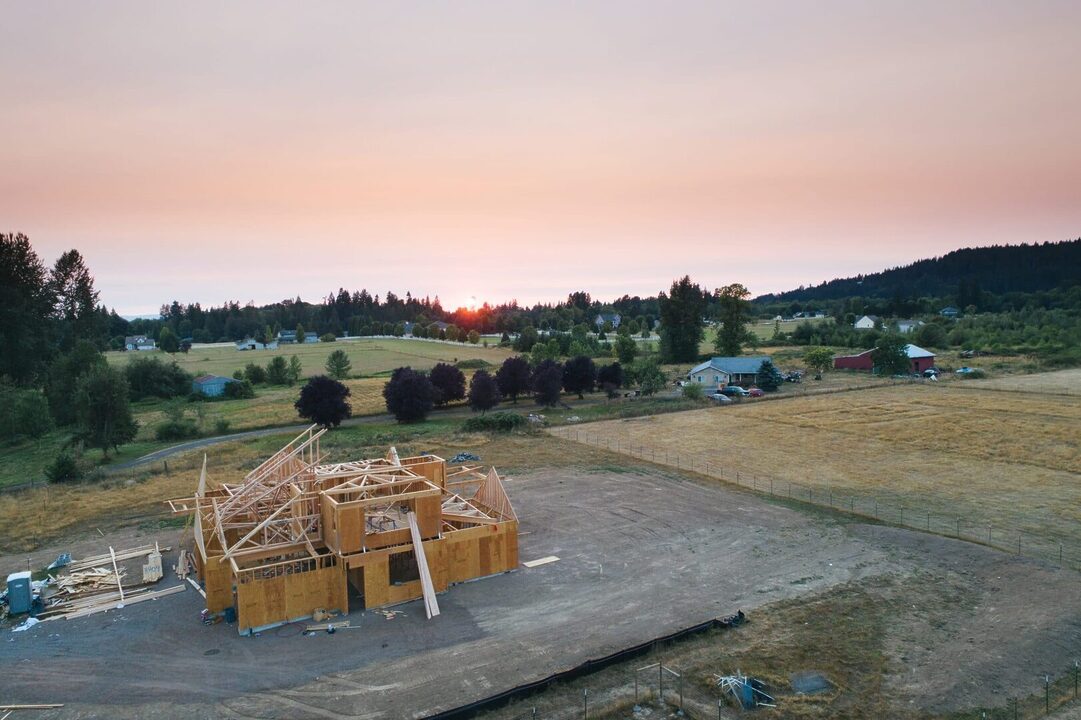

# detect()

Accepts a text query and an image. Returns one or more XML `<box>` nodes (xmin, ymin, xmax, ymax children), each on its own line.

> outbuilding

<box><xmin>192</xmin><ymin>374</ymin><xmax>238</xmax><ymax>397</ymax></box>
<box><xmin>833</xmin><ymin>344</ymin><xmax>936</xmax><ymax>374</ymax></box>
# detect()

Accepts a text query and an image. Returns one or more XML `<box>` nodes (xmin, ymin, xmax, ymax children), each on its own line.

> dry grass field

<box><xmin>974</xmin><ymin>367</ymin><xmax>1081</xmax><ymax>396</ymax></box>
<box><xmin>128</xmin><ymin>377</ymin><xmax>390</xmax><ymax>441</ymax></box>
<box><xmin>106</xmin><ymin>337</ymin><xmax>515</xmax><ymax>379</ymax></box>
<box><xmin>560</xmin><ymin>373</ymin><xmax>1081</xmax><ymax>554</ymax></box>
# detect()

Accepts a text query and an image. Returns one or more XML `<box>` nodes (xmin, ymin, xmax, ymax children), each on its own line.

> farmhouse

<box><xmin>687</xmin><ymin>356</ymin><xmax>772</xmax><ymax>388</ymax></box>
<box><xmin>833</xmin><ymin>344</ymin><xmax>936</xmax><ymax>374</ymax></box>
<box><xmin>594</xmin><ymin>313</ymin><xmax>621</xmax><ymax>330</ymax></box>
<box><xmin>124</xmin><ymin>335</ymin><xmax>156</xmax><ymax>351</ymax></box>
<box><xmin>853</xmin><ymin>315</ymin><xmax>879</xmax><ymax>330</ymax></box>
<box><xmin>191</xmin><ymin>374</ymin><xmax>238</xmax><ymax>398</ymax></box>
<box><xmin>235</xmin><ymin>337</ymin><xmax>279</xmax><ymax>351</ymax></box>
<box><xmin>168</xmin><ymin>427</ymin><xmax>518</xmax><ymax>635</ymax></box>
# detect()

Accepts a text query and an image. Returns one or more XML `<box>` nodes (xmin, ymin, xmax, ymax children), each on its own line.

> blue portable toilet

<box><xmin>6</xmin><ymin>571</ymin><xmax>32</xmax><ymax>614</ymax></box>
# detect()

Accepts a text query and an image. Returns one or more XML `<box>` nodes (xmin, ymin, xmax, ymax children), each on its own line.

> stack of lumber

<box><xmin>39</xmin><ymin>543</ymin><xmax>180</xmax><ymax>621</ymax></box>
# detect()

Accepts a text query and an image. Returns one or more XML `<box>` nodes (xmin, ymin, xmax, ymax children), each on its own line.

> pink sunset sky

<box><xmin>2</xmin><ymin>1</ymin><xmax>1079</xmax><ymax>315</ymax></box>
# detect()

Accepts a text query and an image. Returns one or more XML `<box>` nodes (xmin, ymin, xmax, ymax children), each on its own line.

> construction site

<box><xmin>166</xmin><ymin>426</ymin><xmax>519</xmax><ymax>634</ymax></box>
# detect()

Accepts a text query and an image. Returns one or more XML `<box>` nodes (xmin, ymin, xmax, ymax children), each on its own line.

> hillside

<box><xmin>758</xmin><ymin>239</ymin><xmax>1081</xmax><ymax>303</ymax></box>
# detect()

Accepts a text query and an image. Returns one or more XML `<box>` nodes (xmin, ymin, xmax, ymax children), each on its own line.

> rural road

<box><xmin>106</xmin><ymin>399</ymin><xmax>607</xmax><ymax>472</ymax></box>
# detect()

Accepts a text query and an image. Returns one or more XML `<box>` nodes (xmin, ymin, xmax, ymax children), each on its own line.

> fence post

<box><xmin>874</xmin><ymin>499</ymin><xmax>878</xmax><ymax>519</ymax></box>
<box><xmin>1046</xmin><ymin>674</ymin><xmax>1050</xmax><ymax>714</ymax></box>
<box><xmin>900</xmin><ymin>508</ymin><xmax>904</xmax><ymax>527</ymax></box>
<box><xmin>659</xmin><ymin>663</ymin><xmax>663</xmax><ymax>700</ymax></box>
<box><xmin>635</xmin><ymin>671</ymin><xmax>638</xmax><ymax>702</ymax></box>
<box><xmin>927</xmin><ymin>512</ymin><xmax>931</xmax><ymax>531</ymax></box>
<box><xmin>1018</xmin><ymin>533</ymin><xmax>1022</xmax><ymax>556</ymax></box>
<box><xmin>956</xmin><ymin>517</ymin><xmax>960</xmax><ymax>539</ymax></box>
<box><xmin>679</xmin><ymin>669</ymin><xmax>684</xmax><ymax>709</ymax></box>
<box><xmin>770</xmin><ymin>478</ymin><xmax>773</xmax><ymax>496</ymax></box>
<box><xmin>583</xmin><ymin>687</ymin><xmax>588</xmax><ymax>718</ymax></box>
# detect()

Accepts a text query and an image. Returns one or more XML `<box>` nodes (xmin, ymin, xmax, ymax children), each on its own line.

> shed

<box><xmin>192</xmin><ymin>374</ymin><xmax>238</xmax><ymax>397</ymax></box>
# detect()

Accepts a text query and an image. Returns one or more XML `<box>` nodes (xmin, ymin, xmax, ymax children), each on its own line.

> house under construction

<box><xmin>168</xmin><ymin>426</ymin><xmax>519</xmax><ymax>634</ymax></box>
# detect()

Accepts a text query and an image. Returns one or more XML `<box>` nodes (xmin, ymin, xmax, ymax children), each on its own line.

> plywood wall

<box><xmin>235</xmin><ymin>562</ymin><xmax>347</xmax><ymax>633</ymax></box>
<box><xmin>203</xmin><ymin>554</ymin><xmax>234</xmax><ymax>613</ymax></box>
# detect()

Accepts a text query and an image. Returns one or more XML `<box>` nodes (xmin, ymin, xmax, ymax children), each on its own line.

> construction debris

<box><xmin>715</xmin><ymin>671</ymin><xmax>776</xmax><ymax>709</ymax></box>
<box><xmin>46</xmin><ymin>553</ymin><xmax>71</xmax><ymax>571</ymax></box>
<box><xmin>449</xmin><ymin>452</ymin><xmax>481</xmax><ymax>463</ymax></box>
<box><xmin>304</xmin><ymin>620</ymin><xmax>354</xmax><ymax>634</ymax></box>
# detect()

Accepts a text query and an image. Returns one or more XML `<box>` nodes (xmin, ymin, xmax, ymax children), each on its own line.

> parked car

<box><xmin>784</xmin><ymin>371</ymin><xmax>803</xmax><ymax>383</ymax></box>
<box><xmin>748</xmin><ymin>388</ymin><xmax>765</xmax><ymax>397</ymax></box>
<box><xmin>719</xmin><ymin>385</ymin><xmax>750</xmax><ymax>397</ymax></box>
<box><xmin>923</xmin><ymin>368</ymin><xmax>939</xmax><ymax>378</ymax></box>
<box><xmin>955</xmin><ymin>366</ymin><xmax>976</xmax><ymax>374</ymax></box>
<box><xmin>709</xmin><ymin>392</ymin><xmax>733</xmax><ymax>404</ymax></box>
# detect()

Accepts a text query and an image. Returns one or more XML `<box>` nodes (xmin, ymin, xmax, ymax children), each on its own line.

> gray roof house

<box><xmin>940</xmin><ymin>306</ymin><xmax>960</xmax><ymax>318</ymax></box>
<box><xmin>235</xmin><ymin>337</ymin><xmax>279</xmax><ymax>351</ymax></box>
<box><xmin>687</xmin><ymin>356</ymin><xmax>772</xmax><ymax>387</ymax></box>
<box><xmin>124</xmin><ymin>335</ymin><xmax>156</xmax><ymax>351</ymax></box>
<box><xmin>594</xmin><ymin>313</ymin><xmax>621</xmax><ymax>329</ymax></box>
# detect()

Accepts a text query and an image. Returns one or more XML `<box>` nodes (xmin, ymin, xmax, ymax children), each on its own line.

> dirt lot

<box><xmin>558</xmin><ymin>376</ymin><xmax>1081</xmax><ymax>559</ymax></box>
<box><xmin>3</xmin><ymin>463</ymin><xmax>1081</xmax><ymax>719</ymax></box>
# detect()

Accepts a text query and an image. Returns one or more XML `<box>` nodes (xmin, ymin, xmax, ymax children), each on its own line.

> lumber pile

<box><xmin>38</xmin><ymin>543</ymin><xmax>180</xmax><ymax>621</ymax></box>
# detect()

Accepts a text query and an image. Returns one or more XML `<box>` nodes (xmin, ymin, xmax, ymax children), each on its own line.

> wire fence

<box><xmin>474</xmin><ymin>658</ymin><xmax>1081</xmax><ymax>719</ymax></box>
<box><xmin>549</xmin><ymin>427</ymin><xmax>1081</xmax><ymax>573</ymax></box>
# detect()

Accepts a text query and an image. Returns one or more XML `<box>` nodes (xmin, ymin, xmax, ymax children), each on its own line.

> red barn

<box><xmin>833</xmin><ymin>344</ymin><xmax>935</xmax><ymax>374</ymax></box>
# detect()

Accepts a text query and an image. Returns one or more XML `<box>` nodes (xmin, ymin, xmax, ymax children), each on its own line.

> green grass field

<box><xmin>105</xmin><ymin>337</ymin><xmax>516</xmax><ymax>379</ymax></box>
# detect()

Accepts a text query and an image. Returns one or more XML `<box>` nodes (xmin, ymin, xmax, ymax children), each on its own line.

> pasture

<box><xmin>105</xmin><ymin>337</ymin><xmax>516</xmax><ymax>379</ymax></box>
<box><xmin>562</xmin><ymin>372</ymin><xmax>1081</xmax><ymax>554</ymax></box>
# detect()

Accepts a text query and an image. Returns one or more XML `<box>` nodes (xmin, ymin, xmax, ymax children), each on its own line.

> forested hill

<box><xmin>757</xmin><ymin>239</ymin><xmax>1081</xmax><ymax>303</ymax></box>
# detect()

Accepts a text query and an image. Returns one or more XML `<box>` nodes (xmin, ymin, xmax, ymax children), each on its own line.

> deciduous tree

<box><xmin>75</xmin><ymin>365</ymin><xmax>138</xmax><ymax>456</ymax></box>
<box><xmin>714</xmin><ymin>283</ymin><xmax>751</xmax><ymax>356</ymax></box>
<box><xmin>429</xmin><ymin>362</ymin><xmax>466</xmax><ymax>406</ymax></box>
<box><xmin>532</xmin><ymin>359</ymin><xmax>563</xmax><ymax>407</ymax></box>
<box><xmin>295</xmin><ymin>375</ymin><xmax>352</xmax><ymax>428</ymax></box>
<box><xmin>803</xmin><ymin>346</ymin><xmax>833</xmax><ymax>379</ymax></box>
<box><xmin>496</xmin><ymin>356</ymin><xmax>532</xmax><ymax>403</ymax></box>
<box><xmin>871</xmin><ymin>335</ymin><xmax>911</xmax><ymax>376</ymax></box>
<box><xmin>562</xmin><ymin>355</ymin><xmax>596</xmax><ymax>399</ymax></box>
<box><xmin>382</xmin><ymin>367</ymin><xmax>435</xmax><ymax>423</ymax></box>
<box><xmin>467</xmin><ymin>369</ymin><xmax>501</xmax><ymax>413</ymax></box>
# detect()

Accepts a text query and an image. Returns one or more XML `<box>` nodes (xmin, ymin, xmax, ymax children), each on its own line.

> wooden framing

<box><xmin>168</xmin><ymin>425</ymin><xmax>519</xmax><ymax>634</ymax></box>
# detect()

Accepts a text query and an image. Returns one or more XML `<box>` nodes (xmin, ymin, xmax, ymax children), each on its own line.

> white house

<box><xmin>124</xmin><ymin>335</ymin><xmax>156</xmax><ymax>351</ymax></box>
<box><xmin>896</xmin><ymin>319</ymin><xmax>925</xmax><ymax>334</ymax></box>
<box><xmin>854</xmin><ymin>315</ymin><xmax>879</xmax><ymax>330</ymax></box>
<box><xmin>594</xmin><ymin>313</ymin><xmax>621</xmax><ymax>330</ymax></box>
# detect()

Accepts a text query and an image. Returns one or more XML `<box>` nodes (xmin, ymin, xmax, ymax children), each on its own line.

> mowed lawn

<box><xmin>106</xmin><ymin>337</ymin><xmax>516</xmax><ymax>380</ymax></box>
<box><xmin>562</xmin><ymin>374</ymin><xmax>1081</xmax><ymax>552</ymax></box>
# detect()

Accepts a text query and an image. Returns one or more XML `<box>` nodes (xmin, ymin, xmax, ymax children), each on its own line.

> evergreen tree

<box><xmin>614</xmin><ymin>333</ymin><xmax>637</xmax><ymax>365</ymax></box>
<box><xmin>714</xmin><ymin>283</ymin><xmax>751</xmax><ymax>356</ymax></box>
<box><xmin>266</xmin><ymin>356</ymin><xmax>290</xmax><ymax>385</ymax></box>
<box><xmin>159</xmin><ymin>326</ymin><xmax>180</xmax><ymax>353</ymax></box>
<box><xmin>287</xmin><ymin>355</ymin><xmax>303</xmax><ymax>384</ymax></box>
<box><xmin>467</xmin><ymin>369</ymin><xmax>501</xmax><ymax>413</ymax></box>
<box><xmin>295</xmin><ymin>323</ymin><xmax>305</xmax><ymax>344</ymax></box>
<box><xmin>658</xmin><ymin>276</ymin><xmax>706</xmax><ymax>362</ymax></box>
<box><xmin>44</xmin><ymin>341</ymin><xmax>106</xmax><ymax>425</ymax></box>
<box><xmin>0</xmin><ymin>233</ymin><xmax>55</xmax><ymax>383</ymax></box>
<box><xmin>49</xmin><ymin>249</ymin><xmax>100</xmax><ymax>350</ymax></box>
<box><xmin>756</xmin><ymin>359</ymin><xmax>783</xmax><ymax>391</ymax></box>
<box><xmin>75</xmin><ymin>365</ymin><xmax>138</xmax><ymax>456</ymax></box>
<box><xmin>496</xmin><ymin>356</ymin><xmax>532</xmax><ymax>403</ymax></box>
<box><xmin>295</xmin><ymin>375</ymin><xmax>352</xmax><ymax>428</ymax></box>
<box><xmin>325</xmin><ymin>349</ymin><xmax>352</xmax><ymax>379</ymax></box>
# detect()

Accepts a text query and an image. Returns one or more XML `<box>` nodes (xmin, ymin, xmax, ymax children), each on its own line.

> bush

<box><xmin>319</xmin><ymin>333</ymin><xmax>337</xmax><ymax>342</ymax></box>
<box><xmin>214</xmin><ymin>418</ymin><xmax>231</xmax><ymax>434</ymax></box>
<box><xmin>124</xmin><ymin>355</ymin><xmax>193</xmax><ymax>400</ymax></box>
<box><xmin>45</xmin><ymin>451</ymin><xmax>83</xmax><ymax>484</ymax></box>
<box><xmin>462</xmin><ymin>411</ymin><xmax>527</xmax><ymax>433</ymax></box>
<box><xmin>962</xmin><ymin>369</ymin><xmax>987</xmax><ymax>379</ymax></box>
<box><xmin>0</xmin><ymin>386</ymin><xmax>53</xmax><ymax>440</ymax></box>
<box><xmin>243</xmin><ymin>363</ymin><xmax>267</xmax><ymax>385</ymax></box>
<box><xmin>155</xmin><ymin>419</ymin><xmax>200</xmax><ymax>441</ymax></box>
<box><xmin>455</xmin><ymin>359</ymin><xmax>490</xmax><ymax>369</ymax></box>
<box><xmin>682</xmin><ymin>383</ymin><xmax>704</xmax><ymax>400</ymax></box>
<box><xmin>224</xmin><ymin>379</ymin><xmax>255</xmax><ymax>399</ymax></box>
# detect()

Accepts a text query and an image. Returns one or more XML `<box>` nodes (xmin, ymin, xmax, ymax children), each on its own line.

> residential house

<box><xmin>124</xmin><ymin>335</ymin><xmax>156</xmax><ymax>351</ymax></box>
<box><xmin>594</xmin><ymin>313</ymin><xmax>621</xmax><ymax>330</ymax></box>
<box><xmin>687</xmin><ymin>356</ymin><xmax>773</xmax><ymax>388</ymax></box>
<box><xmin>191</xmin><ymin>374</ymin><xmax>238</xmax><ymax>398</ymax></box>
<box><xmin>833</xmin><ymin>344</ymin><xmax>935</xmax><ymax>374</ymax></box>
<box><xmin>853</xmin><ymin>315</ymin><xmax>879</xmax><ymax>330</ymax></box>
<box><xmin>235</xmin><ymin>337</ymin><xmax>279</xmax><ymax>351</ymax></box>
<box><xmin>940</xmin><ymin>306</ymin><xmax>960</xmax><ymax>318</ymax></box>
<box><xmin>278</xmin><ymin>331</ymin><xmax>319</xmax><ymax>344</ymax></box>
<box><xmin>895</xmin><ymin>319</ymin><xmax>925</xmax><ymax>334</ymax></box>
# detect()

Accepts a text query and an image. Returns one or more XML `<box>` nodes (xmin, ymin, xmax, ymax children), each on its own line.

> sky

<box><xmin>2</xmin><ymin>1</ymin><xmax>1079</xmax><ymax>315</ymax></box>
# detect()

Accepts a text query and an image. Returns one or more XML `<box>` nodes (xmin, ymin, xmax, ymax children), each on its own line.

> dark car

<box><xmin>747</xmin><ymin>388</ymin><xmax>765</xmax><ymax>397</ymax></box>
<box><xmin>719</xmin><ymin>385</ymin><xmax>750</xmax><ymax>397</ymax></box>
